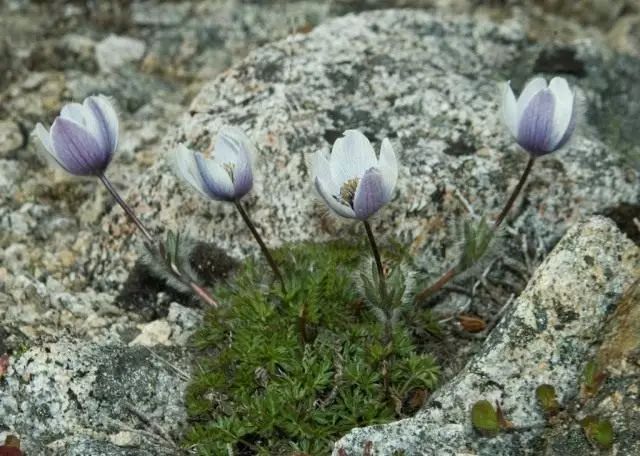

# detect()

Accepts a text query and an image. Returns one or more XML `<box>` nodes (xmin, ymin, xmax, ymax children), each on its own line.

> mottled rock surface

<box><xmin>0</xmin><ymin>341</ymin><xmax>191</xmax><ymax>456</ymax></box>
<box><xmin>97</xmin><ymin>8</ymin><xmax>638</xmax><ymax>290</ymax></box>
<box><xmin>334</xmin><ymin>216</ymin><xmax>640</xmax><ymax>455</ymax></box>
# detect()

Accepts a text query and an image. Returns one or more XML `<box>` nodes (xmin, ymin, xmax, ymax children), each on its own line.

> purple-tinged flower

<box><xmin>174</xmin><ymin>126</ymin><xmax>254</xmax><ymax>202</ymax></box>
<box><xmin>34</xmin><ymin>95</ymin><xmax>119</xmax><ymax>176</ymax></box>
<box><xmin>313</xmin><ymin>130</ymin><xmax>398</xmax><ymax>220</ymax></box>
<box><xmin>502</xmin><ymin>76</ymin><xmax>577</xmax><ymax>157</ymax></box>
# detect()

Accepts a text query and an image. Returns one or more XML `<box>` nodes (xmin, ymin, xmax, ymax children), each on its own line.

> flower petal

<box><xmin>83</xmin><ymin>95</ymin><xmax>119</xmax><ymax>158</ymax></box>
<box><xmin>516</xmin><ymin>89</ymin><xmax>556</xmax><ymax>156</ymax></box>
<box><xmin>173</xmin><ymin>144</ymin><xmax>209</xmax><ymax>197</ymax></box>
<box><xmin>215</xmin><ymin>126</ymin><xmax>254</xmax><ymax>198</ymax></box>
<box><xmin>34</xmin><ymin>123</ymin><xmax>54</xmax><ymax>155</ymax></box>
<box><xmin>60</xmin><ymin>103</ymin><xmax>87</xmax><ymax>125</ymax></box>
<box><xmin>516</xmin><ymin>76</ymin><xmax>547</xmax><ymax>119</ymax></box>
<box><xmin>330</xmin><ymin>130</ymin><xmax>377</xmax><ymax>186</ymax></box>
<box><xmin>194</xmin><ymin>152</ymin><xmax>236</xmax><ymax>201</ymax></box>
<box><xmin>50</xmin><ymin>117</ymin><xmax>109</xmax><ymax>175</ymax></box>
<box><xmin>547</xmin><ymin>77</ymin><xmax>575</xmax><ymax>150</ymax></box>
<box><xmin>353</xmin><ymin>167</ymin><xmax>387</xmax><ymax>220</ymax></box>
<box><xmin>312</xmin><ymin>150</ymin><xmax>339</xmax><ymax>195</ymax></box>
<box><xmin>378</xmin><ymin>138</ymin><xmax>398</xmax><ymax>201</ymax></box>
<box><xmin>501</xmin><ymin>81</ymin><xmax>518</xmax><ymax>138</ymax></box>
<box><xmin>315</xmin><ymin>177</ymin><xmax>356</xmax><ymax>218</ymax></box>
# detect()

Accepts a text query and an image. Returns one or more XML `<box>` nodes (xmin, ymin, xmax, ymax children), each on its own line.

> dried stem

<box><xmin>234</xmin><ymin>200</ymin><xmax>286</xmax><ymax>293</ymax></box>
<box><xmin>99</xmin><ymin>173</ymin><xmax>218</xmax><ymax>307</ymax></box>
<box><xmin>414</xmin><ymin>266</ymin><xmax>457</xmax><ymax>305</ymax></box>
<box><xmin>494</xmin><ymin>156</ymin><xmax>536</xmax><ymax>228</ymax></box>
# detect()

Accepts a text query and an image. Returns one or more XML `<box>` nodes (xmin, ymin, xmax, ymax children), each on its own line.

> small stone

<box><xmin>95</xmin><ymin>35</ymin><xmax>146</xmax><ymax>73</ymax></box>
<box><xmin>130</xmin><ymin>320</ymin><xmax>172</xmax><ymax>346</ymax></box>
<box><xmin>109</xmin><ymin>430</ymin><xmax>142</xmax><ymax>448</ymax></box>
<box><xmin>0</xmin><ymin>121</ymin><xmax>22</xmax><ymax>158</ymax></box>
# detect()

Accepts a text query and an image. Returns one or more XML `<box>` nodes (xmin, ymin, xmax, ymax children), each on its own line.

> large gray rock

<box><xmin>0</xmin><ymin>340</ymin><xmax>191</xmax><ymax>456</ymax></box>
<box><xmin>95</xmin><ymin>8</ymin><xmax>638</xmax><ymax>290</ymax></box>
<box><xmin>333</xmin><ymin>216</ymin><xmax>639</xmax><ymax>455</ymax></box>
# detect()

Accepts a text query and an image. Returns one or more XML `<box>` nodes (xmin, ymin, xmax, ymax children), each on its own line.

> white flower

<box><xmin>33</xmin><ymin>95</ymin><xmax>119</xmax><ymax>176</ymax></box>
<box><xmin>502</xmin><ymin>76</ymin><xmax>577</xmax><ymax>156</ymax></box>
<box><xmin>174</xmin><ymin>126</ymin><xmax>254</xmax><ymax>201</ymax></box>
<box><xmin>312</xmin><ymin>130</ymin><xmax>398</xmax><ymax>220</ymax></box>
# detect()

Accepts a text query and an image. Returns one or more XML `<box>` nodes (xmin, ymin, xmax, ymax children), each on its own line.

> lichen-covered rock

<box><xmin>96</xmin><ymin>8</ymin><xmax>638</xmax><ymax>290</ymax></box>
<box><xmin>0</xmin><ymin>340</ymin><xmax>191</xmax><ymax>456</ymax></box>
<box><xmin>333</xmin><ymin>216</ymin><xmax>640</xmax><ymax>455</ymax></box>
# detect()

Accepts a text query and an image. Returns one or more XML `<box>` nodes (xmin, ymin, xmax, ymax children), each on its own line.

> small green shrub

<box><xmin>185</xmin><ymin>241</ymin><xmax>438</xmax><ymax>455</ymax></box>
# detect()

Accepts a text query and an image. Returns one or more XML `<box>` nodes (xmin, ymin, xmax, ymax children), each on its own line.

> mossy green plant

<box><xmin>185</xmin><ymin>241</ymin><xmax>439</xmax><ymax>455</ymax></box>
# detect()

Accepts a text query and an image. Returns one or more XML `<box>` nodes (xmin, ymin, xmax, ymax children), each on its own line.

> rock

<box><xmin>0</xmin><ymin>160</ymin><xmax>24</xmax><ymax>202</ymax></box>
<box><xmin>95</xmin><ymin>35</ymin><xmax>146</xmax><ymax>73</ymax></box>
<box><xmin>130</xmin><ymin>320</ymin><xmax>172</xmax><ymax>346</ymax></box>
<box><xmin>0</xmin><ymin>340</ymin><xmax>190</xmax><ymax>456</ymax></box>
<box><xmin>0</xmin><ymin>121</ymin><xmax>23</xmax><ymax>158</ymax></box>
<box><xmin>607</xmin><ymin>14</ymin><xmax>640</xmax><ymax>56</ymax></box>
<box><xmin>532</xmin><ymin>0</ymin><xmax>626</xmax><ymax>28</ymax></box>
<box><xmin>97</xmin><ymin>9</ymin><xmax>638</xmax><ymax>288</ymax></box>
<box><xmin>334</xmin><ymin>216</ymin><xmax>639</xmax><ymax>455</ymax></box>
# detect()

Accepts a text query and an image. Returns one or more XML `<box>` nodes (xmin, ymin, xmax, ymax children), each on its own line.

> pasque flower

<box><xmin>174</xmin><ymin>126</ymin><xmax>285</xmax><ymax>292</ymax></box>
<box><xmin>174</xmin><ymin>126</ymin><xmax>254</xmax><ymax>201</ymax></box>
<box><xmin>502</xmin><ymin>76</ymin><xmax>577</xmax><ymax>156</ymax></box>
<box><xmin>34</xmin><ymin>95</ymin><xmax>118</xmax><ymax>176</ymax></box>
<box><xmin>313</xmin><ymin>130</ymin><xmax>398</xmax><ymax>220</ymax></box>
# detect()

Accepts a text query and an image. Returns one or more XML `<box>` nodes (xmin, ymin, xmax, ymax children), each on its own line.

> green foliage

<box><xmin>458</xmin><ymin>217</ymin><xmax>495</xmax><ymax>272</ymax></box>
<box><xmin>535</xmin><ymin>384</ymin><xmax>560</xmax><ymax>417</ymax></box>
<box><xmin>581</xmin><ymin>416</ymin><xmax>614</xmax><ymax>448</ymax></box>
<box><xmin>185</xmin><ymin>241</ymin><xmax>439</xmax><ymax>455</ymax></box>
<box><xmin>581</xmin><ymin>360</ymin><xmax>605</xmax><ymax>396</ymax></box>
<box><xmin>471</xmin><ymin>400</ymin><xmax>500</xmax><ymax>435</ymax></box>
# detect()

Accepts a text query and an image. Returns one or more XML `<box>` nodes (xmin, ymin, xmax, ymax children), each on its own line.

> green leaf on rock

<box><xmin>582</xmin><ymin>416</ymin><xmax>614</xmax><ymax>448</ymax></box>
<box><xmin>535</xmin><ymin>384</ymin><xmax>560</xmax><ymax>416</ymax></box>
<box><xmin>471</xmin><ymin>400</ymin><xmax>500</xmax><ymax>434</ymax></box>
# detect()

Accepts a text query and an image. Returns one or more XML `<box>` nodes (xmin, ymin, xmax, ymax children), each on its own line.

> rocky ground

<box><xmin>0</xmin><ymin>1</ymin><xmax>639</xmax><ymax>455</ymax></box>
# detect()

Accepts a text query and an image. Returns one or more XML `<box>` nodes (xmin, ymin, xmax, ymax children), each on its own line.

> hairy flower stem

<box><xmin>234</xmin><ymin>201</ymin><xmax>286</xmax><ymax>293</ymax></box>
<box><xmin>494</xmin><ymin>156</ymin><xmax>536</xmax><ymax>228</ymax></box>
<box><xmin>363</xmin><ymin>220</ymin><xmax>392</xmax><ymax>399</ymax></box>
<box><xmin>414</xmin><ymin>266</ymin><xmax>457</xmax><ymax>305</ymax></box>
<box><xmin>99</xmin><ymin>174</ymin><xmax>219</xmax><ymax>308</ymax></box>
<box><xmin>415</xmin><ymin>157</ymin><xmax>536</xmax><ymax>305</ymax></box>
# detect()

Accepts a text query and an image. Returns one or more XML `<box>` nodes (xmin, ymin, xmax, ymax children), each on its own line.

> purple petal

<box><xmin>194</xmin><ymin>152</ymin><xmax>235</xmax><ymax>201</ymax></box>
<box><xmin>353</xmin><ymin>168</ymin><xmax>387</xmax><ymax>220</ymax></box>
<box><xmin>233</xmin><ymin>159</ymin><xmax>253</xmax><ymax>199</ymax></box>
<box><xmin>50</xmin><ymin>117</ymin><xmax>109</xmax><ymax>175</ymax></box>
<box><xmin>84</xmin><ymin>95</ymin><xmax>119</xmax><ymax>160</ymax></box>
<box><xmin>516</xmin><ymin>90</ymin><xmax>556</xmax><ymax>156</ymax></box>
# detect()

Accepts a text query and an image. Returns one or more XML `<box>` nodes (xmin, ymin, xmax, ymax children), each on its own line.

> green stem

<box><xmin>234</xmin><ymin>200</ymin><xmax>286</xmax><ymax>293</ymax></box>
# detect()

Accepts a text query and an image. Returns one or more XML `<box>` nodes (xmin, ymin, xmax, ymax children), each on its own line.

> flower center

<box><xmin>339</xmin><ymin>177</ymin><xmax>360</xmax><ymax>208</ymax></box>
<box><xmin>223</xmin><ymin>162</ymin><xmax>235</xmax><ymax>183</ymax></box>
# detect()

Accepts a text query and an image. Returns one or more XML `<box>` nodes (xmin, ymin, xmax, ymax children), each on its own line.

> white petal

<box><xmin>378</xmin><ymin>138</ymin><xmax>398</xmax><ymax>200</ymax></box>
<box><xmin>330</xmin><ymin>130</ymin><xmax>377</xmax><ymax>186</ymax></box>
<box><xmin>516</xmin><ymin>76</ymin><xmax>548</xmax><ymax>119</ymax></box>
<box><xmin>547</xmin><ymin>77</ymin><xmax>575</xmax><ymax>149</ymax></box>
<box><xmin>34</xmin><ymin>123</ymin><xmax>54</xmax><ymax>155</ymax></box>
<box><xmin>60</xmin><ymin>103</ymin><xmax>88</xmax><ymax>126</ymax></box>
<box><xmin>312</xmin><ymin>150</ymin><xmax>339</xmax><ymax>195</ymax></box>
<box><xmin>214</xmin><ymin>126</ymin><xmax>250</xmax><ymax>165</ymax></box>
<box><xmin>315</xmin><ymin>177</ymin><xmax>356</xmax><ymax>219</ymax></box>
<box><xmin>501</xmin><ymin>81</ymin><xmax>518</xmax><ymax>138</ymax></box>
<box><xmin>173</xmin><ymin>144</ymin><xmax>209</xmax><ymax>197</ymax></box>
